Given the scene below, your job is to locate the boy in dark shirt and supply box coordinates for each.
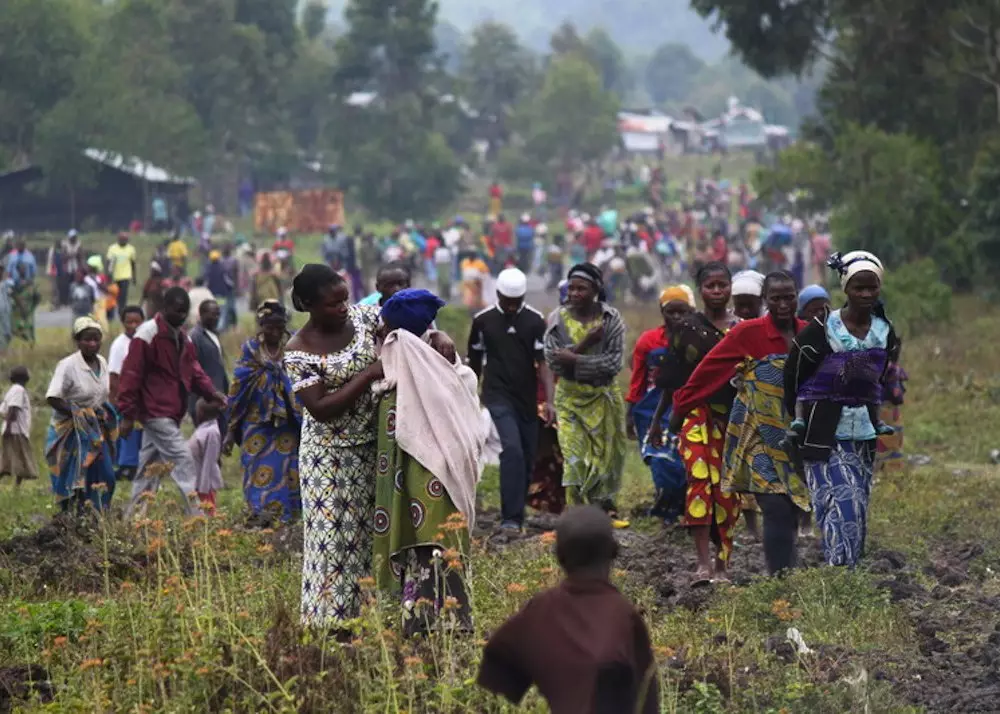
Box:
[477,506,659,714]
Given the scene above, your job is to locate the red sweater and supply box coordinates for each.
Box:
[672,315,805,417]
[117,314,218,424]
[627,327,669,404]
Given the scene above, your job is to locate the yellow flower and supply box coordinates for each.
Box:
[257,544,274,555]
[403,656,423,667]
[216,529,233,538]
[358,576,376,590]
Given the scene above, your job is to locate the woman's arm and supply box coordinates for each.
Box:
[671,322,752,420]
[295,361,383,423]
[573,313,625,383]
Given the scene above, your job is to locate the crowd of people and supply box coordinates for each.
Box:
[0,182,909,711]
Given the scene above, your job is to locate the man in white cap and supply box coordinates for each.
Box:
[467,268,553,531]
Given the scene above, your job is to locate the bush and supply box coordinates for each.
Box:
[881,258,952,337]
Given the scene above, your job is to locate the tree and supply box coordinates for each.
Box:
[583,28,631,97]
[0,0,94,164]
[301,0,327,42]
[509,54,619,177]
[460,22,537,142]
[644,43,705,104]
[549,22,586,58]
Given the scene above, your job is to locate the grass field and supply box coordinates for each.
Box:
[0,283,996,711]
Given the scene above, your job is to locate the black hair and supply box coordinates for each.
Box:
[554,506,619,574]
[291,263,344,312]
[377,262,411,280]
[194,277,206,288]
[120,305,145,321]
[163,286,190,310]
[9,365,29,385]
[696,261,731,287]
[199,299,219,317]
[762,270,797,297]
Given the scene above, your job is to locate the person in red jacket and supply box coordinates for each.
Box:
[581,219,604,259]
[119,287,227,518]
[670,271,810,576]
[490,214,514,273]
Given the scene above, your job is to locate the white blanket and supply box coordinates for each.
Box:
[376,329,498,530]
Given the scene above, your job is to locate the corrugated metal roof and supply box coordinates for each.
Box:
[84,149,196,185]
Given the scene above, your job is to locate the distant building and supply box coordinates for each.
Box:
[617,111,676,156]
[0,149,194,233]
[699,97,788,154]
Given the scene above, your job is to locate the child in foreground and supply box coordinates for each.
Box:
[189,399,223,514]
[477,506,658,714]
[0,366,37,485]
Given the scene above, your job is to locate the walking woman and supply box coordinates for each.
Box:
[224,300,302,524]
[45,317,119,514]
[284,265,384,630]
[543,263,628,525]
[785,252,899,567]
[10,263,40,346]
[373,289,483,635]
[649,263,741,582]
[671,272,809,576]
[627,285,695,524]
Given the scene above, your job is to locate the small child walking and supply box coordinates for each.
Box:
[188,399,223,514]
[477,506,659,714]
[0,366,37,485]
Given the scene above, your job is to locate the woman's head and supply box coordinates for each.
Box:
[292,264,349,330]
[72,317,103,358]
[565,263,604,307]
[731,270,765,320]
[659,285,695,327]
[797,284,831,322]
[762,271,798,325]
[256,300,289,347]
[259,252,273,271]
[695,261,731,312]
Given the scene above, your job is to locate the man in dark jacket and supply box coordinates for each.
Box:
[188,300,229,435]
[119,287,227,518]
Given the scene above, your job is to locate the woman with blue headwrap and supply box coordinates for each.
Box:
[374,288,478,635]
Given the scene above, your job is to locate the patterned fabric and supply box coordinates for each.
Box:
[804,441,875,567]
[284,304,381,628]
[724,356,810,510]
[11,279,40,344]
[529,394,566,514]
[796,349,888,405]
[374,390,471,634]
[825,310,890,441]
[679,407,740,561]
[45,403,119,510]
[553,312,627,505]
[632,386,686,521]
[228,336,302,522]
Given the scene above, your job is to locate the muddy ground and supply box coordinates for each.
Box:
[1,510,998,712]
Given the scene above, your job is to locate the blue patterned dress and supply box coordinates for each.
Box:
[284,305,381,628]
[226,336,302,523]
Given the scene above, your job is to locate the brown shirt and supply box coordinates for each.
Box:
[477,577,658,714]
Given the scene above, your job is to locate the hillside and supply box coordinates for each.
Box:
[325,0,730,60]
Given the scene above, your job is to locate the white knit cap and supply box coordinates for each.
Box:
[731,270,765,297]
[496,268,527,298]
[838,250,884,288]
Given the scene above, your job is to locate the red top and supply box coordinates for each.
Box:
[117,314,218,424]
[627,327,669,404]
[491,221,513,249]
[582,224,604,254]
[490,184,503,199]
[672,315,805,417]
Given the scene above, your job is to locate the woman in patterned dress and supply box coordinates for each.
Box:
[224,300,302,524]
[543,263,629,526]
[283,265,385,631]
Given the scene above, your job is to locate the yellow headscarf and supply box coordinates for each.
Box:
[659,284,696,307]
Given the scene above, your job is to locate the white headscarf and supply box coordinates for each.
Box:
[834,251,884,288]
[731,270,765,297]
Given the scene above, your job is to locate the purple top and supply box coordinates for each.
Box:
[797,348,888,406]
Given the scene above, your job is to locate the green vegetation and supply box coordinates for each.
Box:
[0,295,996,712]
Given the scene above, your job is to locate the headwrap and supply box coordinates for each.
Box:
[209,249,222,262]
[828,250,884,288]
[86,255,104,272]
[149,261,162,275]
[496,268,527,298]
[797,284,831,314]
[566,262,606,301]
[382,288,445,336]
[72,316,103,338]
[731,270,765,297]
[659,284,696,307]
[256,299,288,326]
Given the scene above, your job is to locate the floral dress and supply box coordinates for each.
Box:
[284,305,381,628]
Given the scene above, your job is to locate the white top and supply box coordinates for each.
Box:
[46,352,110,409]
[107,333,132,375]
[434,246,453,264]
[0,384,31,435]
[189,420,223,493]
[188,287,215,326]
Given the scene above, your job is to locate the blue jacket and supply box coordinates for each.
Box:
[515,223,535,250]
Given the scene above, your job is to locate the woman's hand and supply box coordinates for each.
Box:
[668,412,684,434]
[222,437,235,458]
[647,422,663,447]
[366,359,385,381]
[427,331,457,364]
[553,348,578,365]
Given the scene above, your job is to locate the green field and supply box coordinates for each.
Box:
[0,293,996,712]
